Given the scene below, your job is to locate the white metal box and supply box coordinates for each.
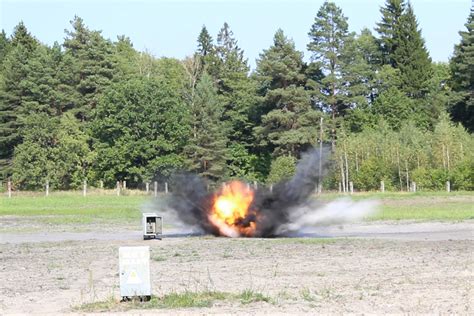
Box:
[142,213,162,240]
[119,246,151,298]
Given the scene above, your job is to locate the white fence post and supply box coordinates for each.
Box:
[123,181,127,190]
[165,182,168,194]
[253,181,258,190]
[380,181,385,193]
[7,180,11,198]
[349,181,354,195]
[411,182,417,193]
[99,180,104,189]
[83,180,87,197]
[116,181,120,196]
[45,180,49,197]
[446,181,450,192]
[338,182,342,193]
[154,181,158,197]
[145,182,149,193]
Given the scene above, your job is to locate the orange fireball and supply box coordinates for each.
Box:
[209,181,256,237]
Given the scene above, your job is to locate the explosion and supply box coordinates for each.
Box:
[167,148,338,238]
[163,147,378,237]
[209,181,257,237]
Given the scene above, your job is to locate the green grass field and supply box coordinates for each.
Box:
[0,191,473,223]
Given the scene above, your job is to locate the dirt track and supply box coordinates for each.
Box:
[0,221,473,314]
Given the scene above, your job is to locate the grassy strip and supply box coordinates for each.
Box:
[0,195,148,223]
[369,202,474,221]
[75,290,271,312]
[1,192,473,222]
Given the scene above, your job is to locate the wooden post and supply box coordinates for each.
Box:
[99,180,104,189]
[45,180,49,197]
[380,181,385,193]
[7,180,11,198]
[154,181,158,197]
[116,181,120,196]
[145,182,149,193]
[349,181,354,195]
[165,182,168,194]
[411,182,416,193]
[123,181,127,190]
[83,180,87,197]
[446,181,450,193]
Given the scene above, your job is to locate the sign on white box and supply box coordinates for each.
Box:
[119,246,151,298]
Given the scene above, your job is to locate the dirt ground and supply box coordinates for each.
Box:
[0,220,473,314]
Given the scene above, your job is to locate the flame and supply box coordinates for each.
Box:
[209,181,256,237]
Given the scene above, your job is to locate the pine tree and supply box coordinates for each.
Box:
[214,22,249,80]
[342,28,381,109]
[256,29,321,157]
[375,0,405,66]
[114,35,139,79]
[197,25,214,58]
[449,8,474,132]
[307,1,350,146]
[0,30,10,66]
[184,72,228,180]
[63,16,116,121]
[393,2,432,98]
[0,22,39,179]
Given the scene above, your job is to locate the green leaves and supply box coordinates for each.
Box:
[449,9,474,132]
[91,76,190,185]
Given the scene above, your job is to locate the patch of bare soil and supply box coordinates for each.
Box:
[0,229,472,314]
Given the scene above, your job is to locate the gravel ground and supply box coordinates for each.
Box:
[0,220,473,314]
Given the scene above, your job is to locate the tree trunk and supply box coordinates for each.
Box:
[344,145,349,192]
[405,160,409,192]
[397,148,402,191]
[340,156,346,193]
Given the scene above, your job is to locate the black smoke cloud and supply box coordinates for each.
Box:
[167,147,331,237]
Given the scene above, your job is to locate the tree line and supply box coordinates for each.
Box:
[0,0,472,191]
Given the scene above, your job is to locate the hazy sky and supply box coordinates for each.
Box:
[1,0,471,68]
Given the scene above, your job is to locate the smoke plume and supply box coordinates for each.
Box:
[164,147,378,237]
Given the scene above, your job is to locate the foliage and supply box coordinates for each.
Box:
[0,8,472,190]
[256,29,320,158]
[91,77,189,186]
[449,9,474,132]
[12,113,91,189]
[266,155,296,184]
[183,72,228,180]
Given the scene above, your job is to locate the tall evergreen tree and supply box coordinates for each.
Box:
[184,72,228,180]
[375,0,405,66]
[195,25,218,76]
[0,30,10,66]
[449,8,474,132]
[256,29,321,157]
[393,2,432,98]
[214,22,249,80]
[0,22,39,179]
[197,26,214,58]
[63,16,116,121]
[114,35,140,79]
[307,1,350,146]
